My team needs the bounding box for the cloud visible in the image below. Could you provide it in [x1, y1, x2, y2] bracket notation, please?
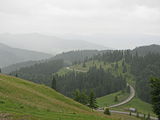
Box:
[0, 0, 160, 35]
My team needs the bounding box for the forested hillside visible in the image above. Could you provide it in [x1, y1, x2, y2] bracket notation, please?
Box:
[56, 66, 126, 97]
[9, 45, 160, 104]
[91, 49, 160, 103]
[133, 44, 160, 56]
[129, 53, 160, 103]
[11, 59, 64, 86]
[2, 60, 37, 74]
[51, 50, 107, 65]
[3, 50, 105, 74]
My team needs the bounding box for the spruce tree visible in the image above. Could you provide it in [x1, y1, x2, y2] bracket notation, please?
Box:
[150, 78, 160, 120]
[52, 75, 56, 90]
[89, 90, 97, 109]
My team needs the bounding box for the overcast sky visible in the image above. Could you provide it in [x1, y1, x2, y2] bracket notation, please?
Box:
[0, 0, 160, 49]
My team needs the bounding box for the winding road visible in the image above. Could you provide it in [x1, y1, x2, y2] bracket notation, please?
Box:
[108, 84, 135, 108]
[66, 66, 136, 108]
[66, 66, 158, 120]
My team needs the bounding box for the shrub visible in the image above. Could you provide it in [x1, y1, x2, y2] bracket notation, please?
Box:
[104, 108, 111, 115]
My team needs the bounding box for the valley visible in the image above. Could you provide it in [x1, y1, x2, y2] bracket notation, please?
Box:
[0, 44, 160, 120]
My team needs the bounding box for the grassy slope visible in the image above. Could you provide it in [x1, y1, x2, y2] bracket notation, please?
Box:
[57, 60, 154, 116]
[0, 74, 112, 120]
[97, 92, 155, 116]
[97, 91, 129, 107]
[113, 97, 155, 116]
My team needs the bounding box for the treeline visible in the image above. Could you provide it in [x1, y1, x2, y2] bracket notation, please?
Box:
[73, 89, 98, 109]
[56, 66, 127, 97]
[51, 50, 103, 65]
[90, 50, 160, 103]
[130, 53, 160, 103]
[11, 59, 64, 86]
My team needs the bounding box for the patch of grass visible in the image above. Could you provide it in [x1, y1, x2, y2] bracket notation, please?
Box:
[0, 74, 113, 120]
[112, 97, 155, 116]
[97, 90, 129, 107]
[111, 113, 141, 120]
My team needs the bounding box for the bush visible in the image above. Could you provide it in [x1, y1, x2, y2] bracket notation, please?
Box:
[104, 108, 111, 115]
[0, 100, 5, 104]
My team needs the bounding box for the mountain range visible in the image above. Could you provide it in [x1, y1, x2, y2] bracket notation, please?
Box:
[0, 43, 51, 67]
[0, 33, 107, 54]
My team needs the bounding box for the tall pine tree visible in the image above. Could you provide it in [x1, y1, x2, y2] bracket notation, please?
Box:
[51, 75, 56, 90]
[150, 78, 160, 120]
[88, 90, 97, 109]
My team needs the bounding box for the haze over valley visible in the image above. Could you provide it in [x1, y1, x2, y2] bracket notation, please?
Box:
[0, 0, 160, 120]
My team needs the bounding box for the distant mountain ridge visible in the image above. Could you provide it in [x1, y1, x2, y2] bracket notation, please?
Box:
[3, 44, 160, 73]
[0, 43, 52, 67]
[0, 33, 108, 54]
[133, 44, 160, 56]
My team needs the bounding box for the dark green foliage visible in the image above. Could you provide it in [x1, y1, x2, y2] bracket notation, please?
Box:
[122, 64, 127, 73]
[147, 113, 151, 120]
[136, 112, 139, 118]
[131, 53, 160, 103]
[11, 59, 64, 86]
[129, 111, 131, 116]
[0, 100, 5, 104]
[56, 67, 126, 98]
[114, 96, 118, 102]
[73, 89, 98, 108]
[114, 62, 119, 71]
[127, 85, 130, 93]
[133, 44, 160, 56]
[15, 73, 18, 77]
[104, 108, 111, 115]
[82, 62, 86, 67]
[144, 114, 146, 119]
[73, 89, 89, 105]
[86, 49, 160, 103]
[88, 90, 97, 109]
[52, 50, 102, 65]
[93, 50, 124, 63]
[150, 78, 160, 120]
[51, 75, 57, 90]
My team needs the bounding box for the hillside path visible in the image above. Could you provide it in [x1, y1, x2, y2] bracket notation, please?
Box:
[108, 84, 135, 108]
[66, 67, 157, 120]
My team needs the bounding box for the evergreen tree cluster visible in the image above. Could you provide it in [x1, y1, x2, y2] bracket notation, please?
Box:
[130, 53, 160, 103]
[90, 50, 160, 103]
[11, 59, 64, 86]
[73, 89, 98, 109]
[56, 66, 127, 97]
[150, 77, 160, 120]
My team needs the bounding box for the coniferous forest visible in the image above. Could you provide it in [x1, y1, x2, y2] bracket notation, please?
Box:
[10, 47, 160, 104]
[56, 66, 126, 97]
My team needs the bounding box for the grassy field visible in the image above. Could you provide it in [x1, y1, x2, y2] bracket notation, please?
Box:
[113, 97, 155, 116]
[111, 113, 141, 120]
[97, 90, 129, 107]
[97, 91, 155, 116]
[0, 74, 113, 120]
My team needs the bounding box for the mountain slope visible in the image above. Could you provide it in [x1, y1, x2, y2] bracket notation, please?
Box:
[0, 33, 107, 54]
[0, 74, 111, 120]
[133, 44, 160, 56]
[0, 43, 52, 67]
